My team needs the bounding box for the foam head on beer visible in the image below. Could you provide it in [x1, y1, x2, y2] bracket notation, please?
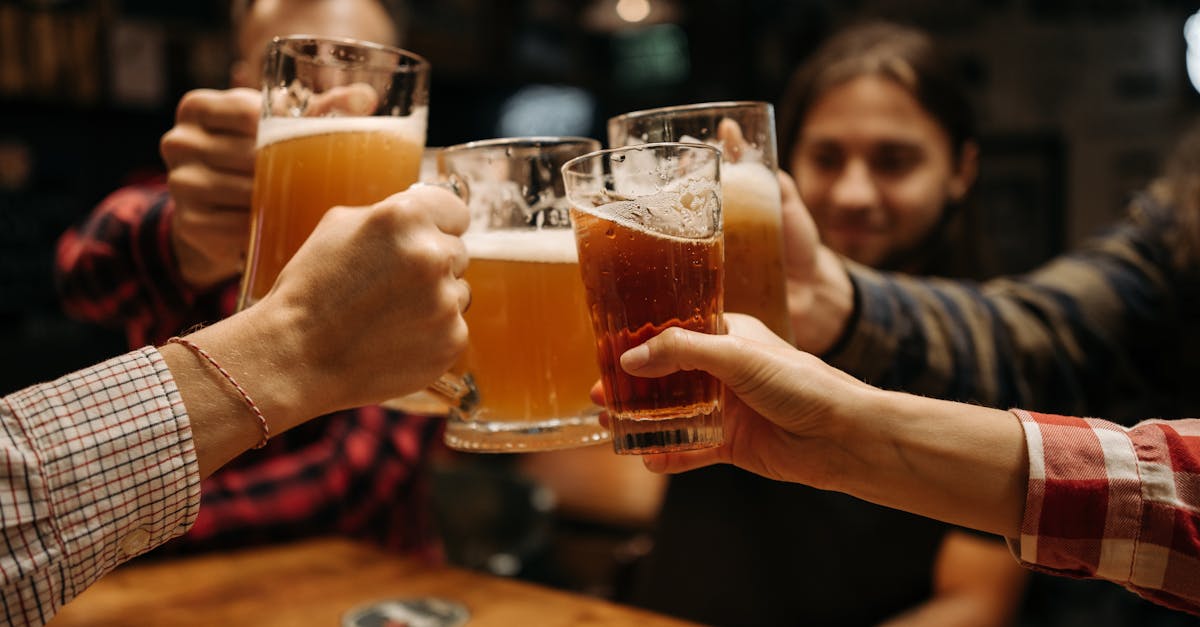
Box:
[589, 184, 721, 241]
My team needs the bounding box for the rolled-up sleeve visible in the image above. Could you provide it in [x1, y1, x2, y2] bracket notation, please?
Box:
[1009, 409, 1200, 615]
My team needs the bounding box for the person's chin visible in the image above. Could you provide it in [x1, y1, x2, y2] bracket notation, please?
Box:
[828, 232, 885, 266]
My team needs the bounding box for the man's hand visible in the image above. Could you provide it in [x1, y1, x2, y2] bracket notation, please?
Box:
[778, 170, 855, 353]
[161, 88, 260, 290]
[259, 184, 471, 418]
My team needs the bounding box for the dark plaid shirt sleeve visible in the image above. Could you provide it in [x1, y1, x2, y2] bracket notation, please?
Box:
[0, 347, 201, 626]
[54, 182, 209, 348]
[825, 194, 1180, 415]
[1010, 409, 1200, 615]
[175, 406, 445, 559]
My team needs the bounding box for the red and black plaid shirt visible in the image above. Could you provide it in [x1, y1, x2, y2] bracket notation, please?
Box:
[54, 182, 443, 557]
[1012, 409, 1200, 615]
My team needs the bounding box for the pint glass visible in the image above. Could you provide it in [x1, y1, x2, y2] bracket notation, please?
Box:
[439, 137, 609, 452]
[562, 143, 725, 455]
[238, 36, 430, 309]
[607, 102, 792, 342]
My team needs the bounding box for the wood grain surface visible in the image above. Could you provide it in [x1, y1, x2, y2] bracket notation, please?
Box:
[49, 537, 700, 626]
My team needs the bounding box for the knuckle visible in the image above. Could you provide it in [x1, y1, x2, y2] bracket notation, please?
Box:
[159, 130, 188, 162]
[166, 167, 198, 194]
[659, 326, 692, 351]
[175, 89, 211, 120]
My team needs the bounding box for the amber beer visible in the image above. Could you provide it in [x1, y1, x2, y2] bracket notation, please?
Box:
[459, 229, 600, 423]
[571, 203, 725, 451]
[240, 114, 426, 307]
[607, 102, 792, 341]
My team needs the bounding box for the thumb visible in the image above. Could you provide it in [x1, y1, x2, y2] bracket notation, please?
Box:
[716, 118, 747, 163]
[777, 169, 820, 270]
[305, 82, 380, 117]
[620, 326, 744, 383]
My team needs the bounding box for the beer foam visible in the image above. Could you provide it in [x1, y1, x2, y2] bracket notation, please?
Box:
[721, 160, 781, 219]
[679, 133, 769, 168]
[578, 190, 722, 244]
[464, 229, 579, 263]
[256, 107, 428, 148]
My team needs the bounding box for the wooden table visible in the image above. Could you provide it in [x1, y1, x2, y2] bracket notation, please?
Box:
[49, 537, 699, 626]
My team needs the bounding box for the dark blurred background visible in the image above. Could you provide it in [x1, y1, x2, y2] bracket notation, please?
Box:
[4, 0, 1200, 393]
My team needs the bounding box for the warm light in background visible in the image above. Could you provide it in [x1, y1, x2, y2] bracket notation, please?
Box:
[583, 0, 679, 32]
[1188, 9, 1200, 94]
[616, 0, 652, 23]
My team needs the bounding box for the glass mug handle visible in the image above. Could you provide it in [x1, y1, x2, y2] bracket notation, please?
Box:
[413, 175, 469, 204]
[428, 371, 479, 412]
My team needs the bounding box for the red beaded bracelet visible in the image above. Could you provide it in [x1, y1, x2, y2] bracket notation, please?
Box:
[167, 336, 271, 449]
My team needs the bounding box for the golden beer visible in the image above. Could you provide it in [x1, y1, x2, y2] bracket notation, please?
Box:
[721, 160, 791, 340]
[460, 229, 600, 423]
[241, 114, 426, 307]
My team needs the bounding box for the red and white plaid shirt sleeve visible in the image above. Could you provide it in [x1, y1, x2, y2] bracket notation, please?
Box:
[1010, 408, 1200, 615]
[0, 347, 201, 625]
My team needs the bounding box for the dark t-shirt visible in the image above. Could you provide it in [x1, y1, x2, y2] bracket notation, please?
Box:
[627, 464, 949, 627]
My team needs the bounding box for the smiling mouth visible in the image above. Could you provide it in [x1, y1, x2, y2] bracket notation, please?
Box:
[826, 223, 883, 239]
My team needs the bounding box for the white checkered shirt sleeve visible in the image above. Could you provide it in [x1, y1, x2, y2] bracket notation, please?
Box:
[0, 347, 200, 625]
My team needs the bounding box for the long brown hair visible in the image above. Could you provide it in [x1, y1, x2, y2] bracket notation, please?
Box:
[777, 21, 990, 278]
[1154, 120, 1200, 270]
[777, 21, 975, 171]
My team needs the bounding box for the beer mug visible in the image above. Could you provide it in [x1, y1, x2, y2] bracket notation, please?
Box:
[438, 137, 610, 452]
[562, 143, 725, 455]
[239, 35, 430, 309]
[607, 102, 793, 342]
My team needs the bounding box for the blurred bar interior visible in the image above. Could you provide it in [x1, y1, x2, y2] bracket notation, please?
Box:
[6, 0, 1200, 390]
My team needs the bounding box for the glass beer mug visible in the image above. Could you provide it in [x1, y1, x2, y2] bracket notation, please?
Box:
[239, 35, 430, 309]
[607, 102, 793, 343]
[562, 142, 726, 455]
[437, 137, 610, 452]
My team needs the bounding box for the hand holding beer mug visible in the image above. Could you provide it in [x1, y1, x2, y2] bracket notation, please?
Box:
[239, 36, 430, 309]
[562, 143, 726, 455]
[439, 137, 610, 451]
[607, 102, 793, 342]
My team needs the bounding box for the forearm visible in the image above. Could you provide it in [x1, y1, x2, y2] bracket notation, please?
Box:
[824, 207, 1176, 414]
[160, 305, 326, 479]
[789, 246, 855, 354]
[830, 389, 1028, 538]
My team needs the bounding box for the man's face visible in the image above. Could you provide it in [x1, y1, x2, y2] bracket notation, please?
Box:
[232, 0, 398, 88]
[791, 76, 973, 269]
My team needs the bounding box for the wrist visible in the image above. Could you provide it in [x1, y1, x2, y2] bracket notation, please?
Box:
[790, 246, 854, 354]
[816, 384, 894, 495]
[827, 388, 1028, 537]
[185, 303, 323, 435]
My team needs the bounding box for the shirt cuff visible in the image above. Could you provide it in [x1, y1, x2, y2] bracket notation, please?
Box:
[1006, 408, 1145, 581]
[32, 347, 201, 592]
